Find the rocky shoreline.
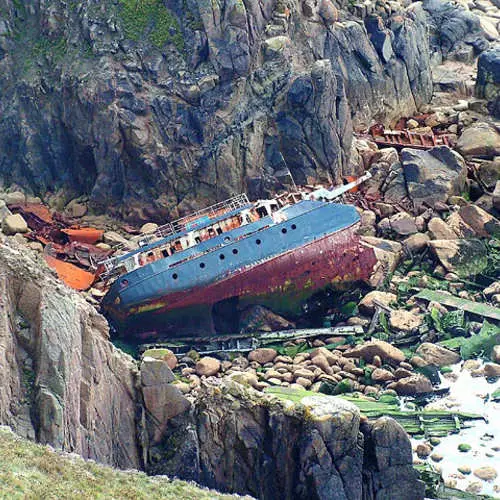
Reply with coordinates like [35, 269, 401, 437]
[0, 0, 499, 498]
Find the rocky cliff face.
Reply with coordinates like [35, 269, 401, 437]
[145, 379, 423, 500]
[0, 236, 424, 498]
[0, 238, 141, 469]
[0, 0, 434, 221]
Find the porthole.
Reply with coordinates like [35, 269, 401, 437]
[232, 249, 238, 255]
[199, 262, 205, 269]
[281, 228, 287, 234]
[256, 239, 261, 245]
[219, 254, 225, 260]
[291, 224, 297, 230]
[172, 273, 178, 280]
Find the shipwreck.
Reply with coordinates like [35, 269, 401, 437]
[99, 178, 377, 337]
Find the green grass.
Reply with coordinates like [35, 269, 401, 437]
[118, 0, 184, 51]
[32, 36, 68, 61]
[0, 427, 242, 499]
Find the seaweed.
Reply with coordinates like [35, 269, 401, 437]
[265, 388, 483, 437]
[459, 321, 500, 360]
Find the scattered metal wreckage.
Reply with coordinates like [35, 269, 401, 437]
[139, 325, 364, 356]
[368, 122, 455, 150]
[8, 203, 110, 290]
[416, 289, 500, 322]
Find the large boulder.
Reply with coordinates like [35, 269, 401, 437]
[456, 122, 500, 158]
[416, 342, 461, 366]
[1, 213, 28, 235]
[141, 357, 175, 386]
[458, 205, 500, 238]
[428, 217, 458, 240]
[476, 46, 500, 118]
[401, 146, 467, 209]
[476, 159, 500, 191]
[446, 212, 476, 238]
[429, 239, 489, 278]
[362, 417, 425, 499]
[141, 357, 190, 444]
[344, 339, 405, 365]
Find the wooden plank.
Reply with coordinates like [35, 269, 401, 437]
[415, 289, 500, 321]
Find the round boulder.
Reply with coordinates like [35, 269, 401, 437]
[344, 339, 405, 365]
[456, 122, 500, 158]
[415, 343, 460, 367]
[248, 348, 278, 364]
[1, 213, 28, 235]
[473, 466, 497, 481]
[195, 356, 221, 376]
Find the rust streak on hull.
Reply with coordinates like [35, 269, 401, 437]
[106, 226, 376, 335]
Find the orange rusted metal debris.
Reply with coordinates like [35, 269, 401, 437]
[44, 254, 97, 290]
[62, 227, 104, 245]
[344, 176, 360, 193]
[368, 123, 454, 150]
[6, 201, 110, 291]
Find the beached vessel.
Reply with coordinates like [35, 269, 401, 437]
[100, 186, 377, 337]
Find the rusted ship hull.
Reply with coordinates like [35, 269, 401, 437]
[104, 226, 376, 337]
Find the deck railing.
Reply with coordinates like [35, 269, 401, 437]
[98, 194, 251, 279]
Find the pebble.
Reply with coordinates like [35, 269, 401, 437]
[310, 355, 332, 374]
[295, 377, 312, 389]
[430, 453, 443, 462]
[248, 348, 278, 364]
[473, 466, 497, 481]
[466, 481, 482, 494]
[416, 443, 432, 458]
[458, 465, 471, 475]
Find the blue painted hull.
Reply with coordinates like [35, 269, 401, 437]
[102, 201, 376, 336]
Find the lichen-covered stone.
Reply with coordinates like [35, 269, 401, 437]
[147, 381, 423, 499]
